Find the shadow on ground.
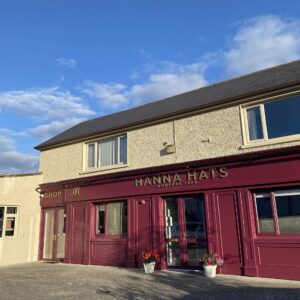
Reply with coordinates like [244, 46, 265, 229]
[0, 263, 299, 300]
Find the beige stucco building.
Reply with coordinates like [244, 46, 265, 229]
[0, 173, 42, 265]
[40, 85, 300, 183]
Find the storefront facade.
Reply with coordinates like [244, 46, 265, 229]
[35, 61, 300, 280]
[38, 146, 300, 280]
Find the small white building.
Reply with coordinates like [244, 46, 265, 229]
[0, 173, 42, 265]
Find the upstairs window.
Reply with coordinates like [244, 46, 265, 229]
[254, 189, 300, 235]
[0, 206, 18, 238]
[87, 135, 127, 169]
[244, 95, 300, 143]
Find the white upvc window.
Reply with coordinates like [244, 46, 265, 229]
[0, 206, 18, 238]
[242, 94, 300, 145]
[86, 135, 127, 169]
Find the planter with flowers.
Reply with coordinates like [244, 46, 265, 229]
[141, 251, 160, 274]
[199, 253, 223, 278]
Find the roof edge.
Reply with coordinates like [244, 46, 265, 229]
[35, 79, 300, 151]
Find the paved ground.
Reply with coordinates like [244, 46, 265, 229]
[0, 262, 299, 299]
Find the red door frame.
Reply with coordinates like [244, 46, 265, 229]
[163, 194, 207, 268]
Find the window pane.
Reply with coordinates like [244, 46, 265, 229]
[0, 207, 4, 238]
[5, 217, 15, 236]
[165, 198, 179, 238]
[184, 197, 206, 239]
[97, 205, 105, 234]
[107, 202, 127, 235]
[6, 207, 17, 214]
[88, 144, 95, 168]
[246, 106, 263, 140]
[265, 96, 300, 139]
[98, 138, 118, 167]
[275, 192, 300, 234]
[120, 135, 127, 164]
[255, 194, 275, 233]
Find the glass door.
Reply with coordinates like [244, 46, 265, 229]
[43, 208, 66, 261]
[165, 195, 207, 267]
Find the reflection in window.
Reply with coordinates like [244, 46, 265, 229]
[245, 95, 300, 142]
[246, 107, 263, 141]
[185, 197, 206, 239]
[275, 191, 300, 234]
[265, 96, 300, 139]
[255, 189, 300, 235]
[255, 194, 275, 233]
[96, 202, 127, 235]
[167, 241, 180, 266]
[165, 198, 179, 238]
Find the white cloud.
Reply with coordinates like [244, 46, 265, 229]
[81, 83, 128, 109]
[224, 15, 300, 76]
[0, 134, 38, 173]
[24, 118, 85, 141]
[56, 57, 77, 68]
[0, 151, 39, 173]
[0, 135, 15, 151]
[81, 62, 207, 109]
[0, 87, 95, 121]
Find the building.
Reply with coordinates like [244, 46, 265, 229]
[35, 60, 300, 280]
[0, 173, 42, 265]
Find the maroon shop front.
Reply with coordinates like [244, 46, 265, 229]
[39, 147, 300, 280]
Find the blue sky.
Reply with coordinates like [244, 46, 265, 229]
[1, 0, 300, 173]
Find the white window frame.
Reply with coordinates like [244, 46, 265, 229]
[84, 134, 128, 171]
[0, 206, 19, 239]
[241, 91, 300, 148]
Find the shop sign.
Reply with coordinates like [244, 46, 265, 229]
[134, 167, 228, 188]
[43, 190, 62, 198]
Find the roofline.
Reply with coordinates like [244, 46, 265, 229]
[0, 172, 42, 178]
[39, 144, 300, 188]
[35, 79, 300, 151]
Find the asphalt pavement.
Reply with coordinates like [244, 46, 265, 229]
[0, 262, 299, 299]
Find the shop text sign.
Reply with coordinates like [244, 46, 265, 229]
[43, 186, 81, 199]
[134, 167, 228, 188]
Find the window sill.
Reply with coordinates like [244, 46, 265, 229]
[240, 135, 300, 150]
[0, 236, 17, 240]
[80, 164, 129, 175]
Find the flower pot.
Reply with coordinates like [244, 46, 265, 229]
[143, 262, 155, 274]
[204, 265, 217, 278]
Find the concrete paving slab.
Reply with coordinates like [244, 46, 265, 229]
[0, 262, 299, 299]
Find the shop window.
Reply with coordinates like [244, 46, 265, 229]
[243, 95, 300, 144]
[96, 201, 127, 236]
[86, 135, 127, 169]
[255, 194, 275, 233]
[254, 189, 300, 234]
[0, 206, 18, 238]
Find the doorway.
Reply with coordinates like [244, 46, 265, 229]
[164, 195, 207, 268]
[43, 208, 66, 261]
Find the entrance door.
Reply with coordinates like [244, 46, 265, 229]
[43, 208, 66, 261]
[216, 192, 243, 275]
[165, 195, 207, 267]
[136, 199, 151, 267]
